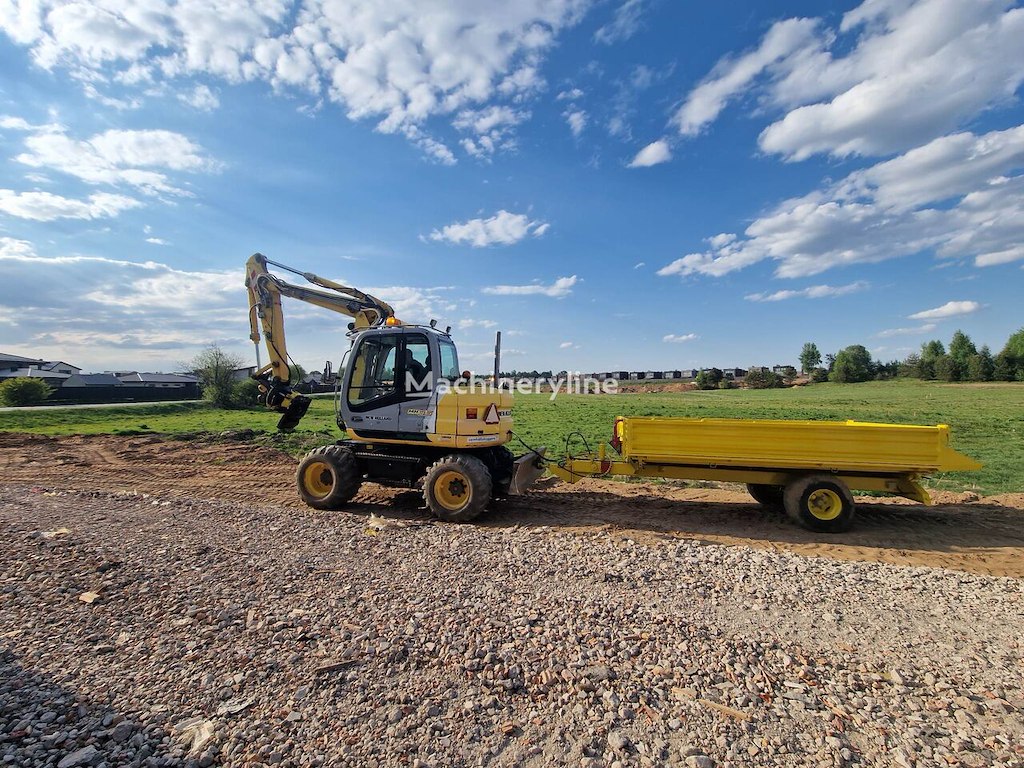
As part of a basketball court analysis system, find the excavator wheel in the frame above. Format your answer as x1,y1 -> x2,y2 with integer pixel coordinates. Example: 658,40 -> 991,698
423,454 -> 492,522
296,445 -> 362,510
746,483 -> 785,511
490,446 -> 515,497
783,475 -> 855,533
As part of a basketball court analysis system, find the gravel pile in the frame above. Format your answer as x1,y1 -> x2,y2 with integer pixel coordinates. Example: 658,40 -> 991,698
1,484 -> 1022,767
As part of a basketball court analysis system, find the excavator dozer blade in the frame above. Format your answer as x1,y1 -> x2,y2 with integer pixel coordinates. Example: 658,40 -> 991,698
508,447 -> 547,495
276,395 -> 312,432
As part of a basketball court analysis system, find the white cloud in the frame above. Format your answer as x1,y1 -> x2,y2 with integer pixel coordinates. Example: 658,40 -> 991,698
564,109 -> 586,137
12,122 -> 218,196
145,237 -> 170,245
178,84 -> 220,111
556,87 -> 583,101
457,318 -> 498,330
673,17 -> 820,136
744,281 -> 868,302
559,341 -> 573,348
908,300 -> 981,320
876,323 -> 937,338
673,0 -> 1024,160
628,139 -> 671,168
659,125 -> 1024,280
0,1 -> 592,160
0,189 -> 141,221
483,275 -> 578,298
428,210 -> 549,247
453,106 -> 528,158
594,0 -> 645,45
633,261 -> 645,269
663,333 -> 698,343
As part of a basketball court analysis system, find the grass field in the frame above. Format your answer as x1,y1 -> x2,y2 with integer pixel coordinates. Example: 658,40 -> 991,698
1,380 -> 1020,494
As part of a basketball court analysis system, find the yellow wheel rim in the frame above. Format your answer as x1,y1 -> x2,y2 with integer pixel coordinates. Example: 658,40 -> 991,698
807,488 -> 843,520
302,461 -> 335,499
434,470 -> 470,511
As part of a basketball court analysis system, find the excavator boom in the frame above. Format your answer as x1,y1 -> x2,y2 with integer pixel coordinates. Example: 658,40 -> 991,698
245,252 -> 394,430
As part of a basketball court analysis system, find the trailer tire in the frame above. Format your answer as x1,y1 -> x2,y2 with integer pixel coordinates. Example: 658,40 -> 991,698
424,454 -> 492,522
783,475 -> 855,533
296,445 -> 362,509
746,483 -> 785,510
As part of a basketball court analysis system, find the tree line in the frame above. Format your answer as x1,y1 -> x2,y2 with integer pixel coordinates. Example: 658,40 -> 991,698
796,328 -> 1024,385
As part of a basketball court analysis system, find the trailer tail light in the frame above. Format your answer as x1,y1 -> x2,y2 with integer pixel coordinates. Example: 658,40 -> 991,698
610,417 -> 624,454
465,407 -> 478,419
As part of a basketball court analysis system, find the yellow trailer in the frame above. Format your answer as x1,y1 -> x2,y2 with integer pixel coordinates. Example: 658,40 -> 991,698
547,417 -> 981,532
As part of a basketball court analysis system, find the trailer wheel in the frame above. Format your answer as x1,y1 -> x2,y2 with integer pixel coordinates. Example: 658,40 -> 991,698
424,454 -> 492,522
296,445 -> 362,509
783,475 -> 855,533
746,483 -> 785,510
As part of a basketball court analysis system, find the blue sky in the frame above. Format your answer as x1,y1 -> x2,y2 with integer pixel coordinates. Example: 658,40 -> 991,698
1,0 -> 1022,375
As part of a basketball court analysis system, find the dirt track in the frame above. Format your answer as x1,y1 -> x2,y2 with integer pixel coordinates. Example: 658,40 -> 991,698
2,432 -> 1023,577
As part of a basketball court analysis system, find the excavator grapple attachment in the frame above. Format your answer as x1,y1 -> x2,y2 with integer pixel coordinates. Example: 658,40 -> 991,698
276,395 -> 311,432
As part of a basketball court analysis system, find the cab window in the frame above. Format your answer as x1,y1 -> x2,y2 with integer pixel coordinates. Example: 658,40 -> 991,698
347,335 -> 397,406
403,334 -> 431,393
438,339 -> 459,381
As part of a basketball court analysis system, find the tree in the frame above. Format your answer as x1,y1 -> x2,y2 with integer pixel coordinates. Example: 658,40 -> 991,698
799,343 -> 821,375
965,346 -> 995,382
190,344 -> 246,408
933,354 -> 958,382
899,353 -> 922,379
993,352 -> 1015,381
694,368 -> 722,390
921,339 -> 945,361
0,377 -> 52,406
745,368 -> 783,389
1000,327 -> 1024,380
825,353 -> 836,372
780,365 -> 798,379
830,345 -> 873,383
948,330 -> 977,365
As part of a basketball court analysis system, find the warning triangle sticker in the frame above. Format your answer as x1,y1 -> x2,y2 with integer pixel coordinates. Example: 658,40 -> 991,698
483,403 -> 500,425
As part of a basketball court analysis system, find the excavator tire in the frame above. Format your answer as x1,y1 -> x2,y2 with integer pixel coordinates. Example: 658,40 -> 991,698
423,453 -> 492,522
490,446 -> 515,497
746,483 -> 785,510
296,445 -> 362,510
783,474 -> 855,533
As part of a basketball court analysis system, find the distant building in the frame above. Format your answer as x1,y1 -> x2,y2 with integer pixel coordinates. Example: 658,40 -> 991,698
118,372 -> 199,389
231,366 -> 257,382
723,368 -> 748,380
63,373 -> 123,388
665,370 -> 683,379
680,369 -> 699,379
0,352 -> 45,372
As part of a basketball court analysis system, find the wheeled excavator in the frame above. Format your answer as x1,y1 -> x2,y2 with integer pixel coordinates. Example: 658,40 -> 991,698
245,253 -> 545,521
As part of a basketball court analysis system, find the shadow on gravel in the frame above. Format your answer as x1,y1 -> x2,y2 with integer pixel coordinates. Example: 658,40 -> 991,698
480,491 -> 1024,568
0,648 -> 181,767
339,484 -> 1024,561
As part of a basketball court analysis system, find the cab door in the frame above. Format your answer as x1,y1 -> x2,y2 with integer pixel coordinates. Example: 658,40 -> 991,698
397,332 -> 436,436
342,333 -> 401,437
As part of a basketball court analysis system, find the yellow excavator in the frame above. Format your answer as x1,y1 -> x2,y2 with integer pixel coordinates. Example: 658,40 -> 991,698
245,253 -> 545,521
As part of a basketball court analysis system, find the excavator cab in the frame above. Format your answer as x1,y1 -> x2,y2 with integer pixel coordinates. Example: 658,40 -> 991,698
339,325 -> 457,439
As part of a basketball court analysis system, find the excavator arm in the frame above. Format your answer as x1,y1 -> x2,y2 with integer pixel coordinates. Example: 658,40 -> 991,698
245,252 -> 394,431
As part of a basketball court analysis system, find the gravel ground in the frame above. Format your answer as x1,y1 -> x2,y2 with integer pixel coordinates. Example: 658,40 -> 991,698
1,484 -> 1022,768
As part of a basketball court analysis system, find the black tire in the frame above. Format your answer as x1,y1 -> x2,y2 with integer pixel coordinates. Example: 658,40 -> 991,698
423,454 -> 493,522
490,446 -> 515,497
783,475 -> 855,533
296,445 -> 362,510
746,483 -> 785,510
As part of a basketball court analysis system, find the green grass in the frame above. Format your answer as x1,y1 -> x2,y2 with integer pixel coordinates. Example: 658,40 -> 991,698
1,381 -> 1020,494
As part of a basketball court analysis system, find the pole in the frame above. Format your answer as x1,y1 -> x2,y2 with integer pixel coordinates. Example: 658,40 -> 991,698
493,331 -> 501,385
